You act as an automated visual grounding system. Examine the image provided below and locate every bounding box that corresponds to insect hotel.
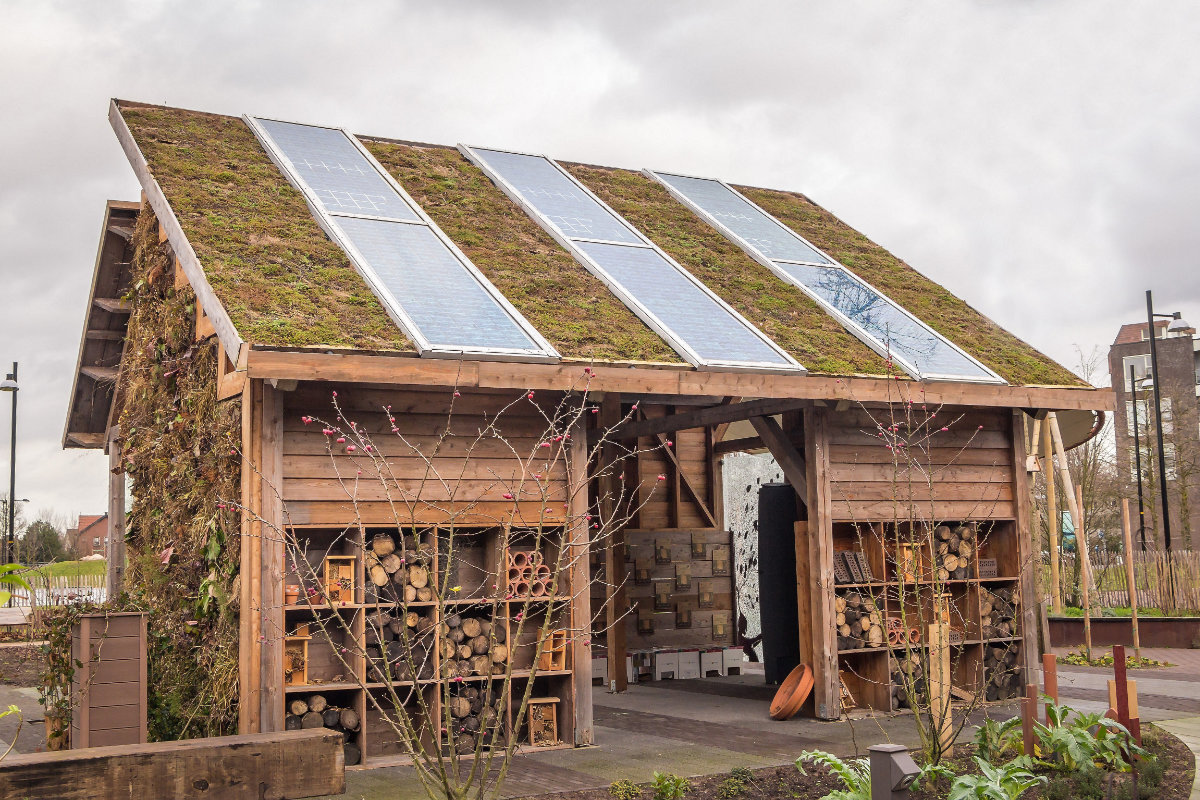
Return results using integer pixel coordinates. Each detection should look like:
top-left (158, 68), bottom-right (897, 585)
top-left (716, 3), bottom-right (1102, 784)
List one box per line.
top-left (62, 99), bottom-right (1111, 763)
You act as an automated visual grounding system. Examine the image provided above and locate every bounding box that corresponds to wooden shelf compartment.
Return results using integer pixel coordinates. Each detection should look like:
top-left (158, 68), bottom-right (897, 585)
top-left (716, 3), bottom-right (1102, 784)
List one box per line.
top-left (362, 684), bottom-right (436, 762)
top-left (508, 672), bottom-right (573, 750)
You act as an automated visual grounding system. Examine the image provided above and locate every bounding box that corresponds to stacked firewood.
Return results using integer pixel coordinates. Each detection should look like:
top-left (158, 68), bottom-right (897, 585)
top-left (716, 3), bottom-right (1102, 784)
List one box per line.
top-left (933, 524), bottom-right (976, 581)
top-left (890, 653), bottom-right (926, 711)
top-left (366, 533), bottom-right (434, 602)
top-left (440, 614), bottom-right (508, 679)
top-left (285, 693), bottom-right (362, 765)
top-left (984, 643), bottom-right (1022, 701)
top-left (445, 685), bottom-right (504, 754)
top-left (364, 609), bottom-right (436, 682)
top-left (835, 591), bottom-right (884, 650)
top-left (980, 586), bottom-right (1019, 640)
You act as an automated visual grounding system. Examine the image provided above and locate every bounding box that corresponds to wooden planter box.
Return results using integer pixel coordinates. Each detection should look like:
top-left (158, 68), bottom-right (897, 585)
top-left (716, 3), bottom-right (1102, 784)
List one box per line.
top-left (70, 612), bottom-right (147, 748)
top-left (1048, 615), bottom-right (1200, 649)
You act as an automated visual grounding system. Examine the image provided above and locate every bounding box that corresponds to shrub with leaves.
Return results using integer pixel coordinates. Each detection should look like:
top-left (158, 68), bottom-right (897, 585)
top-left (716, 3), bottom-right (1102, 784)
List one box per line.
top-left (651, 772), bottom-right (691, 800)
top-left (948, 756), bottom-right (1045, 800)
top-left (609, 780), bottom-right (642, 800)
top-left (974, 717), bottom-right (1023, 762)
top-left (796, 751), bottom-right (872, 800)
top-left (1036, 701), bottom-right (1146, 772)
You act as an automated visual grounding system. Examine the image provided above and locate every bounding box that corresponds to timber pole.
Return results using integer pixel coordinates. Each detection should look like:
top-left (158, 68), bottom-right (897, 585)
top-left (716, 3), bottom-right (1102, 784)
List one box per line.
top-left (1121, 498), bottom-right (1142, 660)
top-left (1042, 422), bottom-right (1062, 615)
top-left (1076, 486), bottom-right (1092, 661)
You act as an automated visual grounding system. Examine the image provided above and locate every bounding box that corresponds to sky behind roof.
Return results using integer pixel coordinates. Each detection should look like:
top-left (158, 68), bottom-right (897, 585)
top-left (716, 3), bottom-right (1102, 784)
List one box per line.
top-left (1, 0), bottom-right (1197, 525)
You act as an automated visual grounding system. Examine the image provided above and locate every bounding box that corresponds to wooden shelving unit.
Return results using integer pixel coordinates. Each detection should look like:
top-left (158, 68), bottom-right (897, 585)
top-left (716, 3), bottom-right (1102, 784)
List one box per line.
top-left (831, 520), bottom-right (1025, 713)
top-left (282, 524), bottom-right (577, 767)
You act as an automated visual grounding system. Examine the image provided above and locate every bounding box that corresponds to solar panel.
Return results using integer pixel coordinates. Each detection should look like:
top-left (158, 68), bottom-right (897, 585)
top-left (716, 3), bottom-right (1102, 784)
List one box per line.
top-left (461, 146), bottom-right (801, 372)
top-left (646, 170), bottom-right (1003, 383)
top-left (246, 117), bottom-right (558, 361)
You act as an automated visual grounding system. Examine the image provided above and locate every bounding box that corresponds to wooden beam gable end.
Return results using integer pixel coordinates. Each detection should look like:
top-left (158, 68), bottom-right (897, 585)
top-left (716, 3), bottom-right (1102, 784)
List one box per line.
top-left (748, 415), bottom-right (808, 509)
top-left (245, 349), bottom-right (1115, 413)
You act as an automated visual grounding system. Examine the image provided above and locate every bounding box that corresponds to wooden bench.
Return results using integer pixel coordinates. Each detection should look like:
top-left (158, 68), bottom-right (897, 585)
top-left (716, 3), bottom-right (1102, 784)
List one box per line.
top-left (0, 728), bottom-right (345, 799)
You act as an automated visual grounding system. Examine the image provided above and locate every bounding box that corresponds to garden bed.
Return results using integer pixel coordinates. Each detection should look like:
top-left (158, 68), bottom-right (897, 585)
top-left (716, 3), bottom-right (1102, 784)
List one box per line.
top-left (0, 642), bottom-right (44, 687)
top-left (1049, 615), bottom-right (1200, 649)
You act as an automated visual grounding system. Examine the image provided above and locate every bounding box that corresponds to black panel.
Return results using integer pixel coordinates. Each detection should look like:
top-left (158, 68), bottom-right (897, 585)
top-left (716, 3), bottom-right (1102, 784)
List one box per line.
top-left (758, 482), bottom-right (799, 685)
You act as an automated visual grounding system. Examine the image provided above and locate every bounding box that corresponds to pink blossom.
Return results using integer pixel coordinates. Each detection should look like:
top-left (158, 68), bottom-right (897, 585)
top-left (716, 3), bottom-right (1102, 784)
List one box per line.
top-left (592, 523), bottom-right (599, 529)
top-left (217, 503), bottom-right (226, 509)
top-left (540, 442), bottom-right (551, 448)
top-left (534, 473), bottom-right (542, 479)
top-left (332, 390), bottom-right (338, 397)
top-left (502, 493), bottom-right (514, 500)
top-left (940, 427), bottom-right (949, 432)
top-left (364, 445), bottom-right (374, 452)
top-left (583, 639), bottom-right (591, 647)
top-left (323, 428), bottom-right (334, 436)
top-left (665, 440), bottom-right (673, 447)
top-left (527, 392), bottom-right (535, 399)
top-left (346, 445), bottom-right (357, 452)
top-left (590, 408), bottom-right (599, 414)
top-left (631, 403), bottom-right (638, 410)
top-left (584, 367), bottom-right (592, 375)
top-left (336, 437), bottom-right (346, 443)
top-left (977, 425), bottom-right (984, 430)
top-left (453, 391), bottom-right (461, 397)
top-left (301, 416), bottom-right (312, 424)
top-left (229, 449), bottom-right (237, 455)
top-left (657, 474), bottom-right (666, 481)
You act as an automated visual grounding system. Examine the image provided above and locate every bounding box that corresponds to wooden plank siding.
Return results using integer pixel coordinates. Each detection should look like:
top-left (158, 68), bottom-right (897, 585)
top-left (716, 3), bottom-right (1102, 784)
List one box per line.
top-left (278, 385), bottom-right (571, 528)
top-left (823, 406), bottom-right (1016, 522)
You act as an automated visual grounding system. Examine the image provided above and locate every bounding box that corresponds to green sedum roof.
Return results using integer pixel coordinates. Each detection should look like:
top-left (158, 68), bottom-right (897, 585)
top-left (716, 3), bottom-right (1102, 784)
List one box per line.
top-left (115, 101), bottom-right (1082, 386)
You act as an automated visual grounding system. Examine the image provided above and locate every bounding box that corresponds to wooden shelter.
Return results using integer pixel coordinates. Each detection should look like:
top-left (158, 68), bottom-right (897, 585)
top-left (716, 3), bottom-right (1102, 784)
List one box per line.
top-left (64, 99), bottom-right (1112, 761)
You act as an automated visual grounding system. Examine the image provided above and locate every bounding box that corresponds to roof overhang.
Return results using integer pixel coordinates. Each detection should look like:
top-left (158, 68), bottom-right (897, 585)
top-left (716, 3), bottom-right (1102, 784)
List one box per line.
top-left (63, 200), bottom-right (141, 450)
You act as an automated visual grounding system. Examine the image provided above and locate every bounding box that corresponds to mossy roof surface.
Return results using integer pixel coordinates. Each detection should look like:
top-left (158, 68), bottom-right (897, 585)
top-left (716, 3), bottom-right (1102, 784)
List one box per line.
top-left (120, 104), bottom-right (411, 351)
top-left (363, 140), bottom-right (680, 363)
top-left (737, 186), bottom-right (1083, 386)
top-left (566, 164), bottom-right (888, 376)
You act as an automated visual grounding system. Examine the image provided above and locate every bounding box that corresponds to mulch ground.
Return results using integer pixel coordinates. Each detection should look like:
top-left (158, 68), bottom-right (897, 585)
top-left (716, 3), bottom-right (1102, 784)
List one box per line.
top-left (514, 724), bottom-right (1194, 800)
top-left (0, 642), bottom-right (44, 687)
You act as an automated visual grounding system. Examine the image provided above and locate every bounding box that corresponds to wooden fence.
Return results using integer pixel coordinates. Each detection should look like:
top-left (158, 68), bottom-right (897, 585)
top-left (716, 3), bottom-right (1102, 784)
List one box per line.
top-left (1060, 550), bottom-right (1200, 613)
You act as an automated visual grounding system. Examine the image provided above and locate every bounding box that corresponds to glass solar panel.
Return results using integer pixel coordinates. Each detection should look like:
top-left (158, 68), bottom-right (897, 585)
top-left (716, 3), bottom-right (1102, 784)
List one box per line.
top-left (469, 148), bottom-right (642, 245)
top-left (575, 241), bottom-right (793, 366)
top-left (780, 263), bottom-right (995, 379)
top-left (654, 173), bottom-right (829, 264)
top-left (463, 146), bottom-right (801, 371)
top-left (248, 117), bottom-right (557, 359)
top-left (334, 217), bottom-right (543, 351)
top-left (648, 170), bottom-right (1003, 383)
top-left (256, 119), bottom-right (419, 222)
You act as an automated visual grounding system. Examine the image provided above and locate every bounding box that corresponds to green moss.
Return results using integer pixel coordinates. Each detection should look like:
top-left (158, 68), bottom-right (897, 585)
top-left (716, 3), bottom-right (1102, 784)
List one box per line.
top-left (364, 141), bottom-right (680, 364)
top-left (738, 186), bottom-right (1084, 386)
top-left (567, 165), bottom-right (889, 376)
top-left (120, 104), bottom-right (410, 352)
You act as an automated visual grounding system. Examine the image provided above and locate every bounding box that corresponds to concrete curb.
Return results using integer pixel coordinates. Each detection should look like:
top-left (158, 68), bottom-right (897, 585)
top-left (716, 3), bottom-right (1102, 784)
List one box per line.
top-left (1155, 718), bottom-right (1200, 800)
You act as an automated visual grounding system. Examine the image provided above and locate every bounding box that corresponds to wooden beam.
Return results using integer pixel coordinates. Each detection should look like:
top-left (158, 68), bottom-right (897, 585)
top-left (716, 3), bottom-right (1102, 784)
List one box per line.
top-left (259, 384), bottom-right (285, 732)
top-left (714, 435), bottom-right (764, 456)
top-left (652, 427), bottom-right (716, 527)
top-left (92, 298), bottom-right (130, 313)
top-left (600, 394), bottom-right (628, 692)
top-left (803, 406), bottom-right (838, 720)
top-left (105, 223), bottom-right (133, 240)
top-left (0, 729), bottom-right (344, 800)
top-left (106, 427), bottom-right (127, 599)
top-left (247, 349), bottom-right (1116, 412)
top-left (614, 398), bottom-right (809, 442)
top-left (65, 432), bottom-right (105, 449)
top-left (80, 366), bottom-right (118, 382)
top-left (749, 415), bottom-right (808, 509)
top-left (84, 329), bottom-right (125, 342)
top-left (566, 415), bottom-right (594, 745)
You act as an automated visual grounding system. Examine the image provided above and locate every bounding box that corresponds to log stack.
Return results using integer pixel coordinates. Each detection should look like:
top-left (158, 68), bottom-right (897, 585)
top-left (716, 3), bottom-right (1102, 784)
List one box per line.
top-left (980, 586), bottom-right (1018, 640)
top-left (284, 693), bottom-right (362, 765)
top-left (890, 653), bottom-right (926, 711)
top-left (440, 614), bottom-right (507, 679)
top-left (932, 524), bottom-right (976, 581)
top-left (365, 533), bottom-right (434, 603)
top-left (365, 609), bottom-right (436, 682)
top-left (835, 591), bottom-right (884, 650)
top-left (984, 643), bottom-right (1022, 701)
top-left (445, 685), bottom-right (504, 755)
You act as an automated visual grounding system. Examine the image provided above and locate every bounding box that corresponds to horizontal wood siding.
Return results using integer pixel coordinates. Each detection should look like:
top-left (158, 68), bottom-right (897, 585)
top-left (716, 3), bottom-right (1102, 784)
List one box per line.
top-left (281, 385), bottom-right (569, 527)
top-left (825, 406), bottom-right (1016, 522)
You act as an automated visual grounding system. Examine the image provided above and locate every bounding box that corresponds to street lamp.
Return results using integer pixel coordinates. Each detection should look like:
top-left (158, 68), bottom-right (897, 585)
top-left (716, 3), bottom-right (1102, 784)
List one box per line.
top-left (1144, 291), bottom-right (1192, 552)
top-left (0, 363), bottom-right (16, 565)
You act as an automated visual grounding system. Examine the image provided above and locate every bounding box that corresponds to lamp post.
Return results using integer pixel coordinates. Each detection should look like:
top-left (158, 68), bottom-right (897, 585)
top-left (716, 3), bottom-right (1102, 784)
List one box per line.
top-left (1129, 364), bottom-right (1147, 550)
top-left (0, 363), bottom-right (16, 566)
top-left (1144, 291), bottom-right (1192, 552)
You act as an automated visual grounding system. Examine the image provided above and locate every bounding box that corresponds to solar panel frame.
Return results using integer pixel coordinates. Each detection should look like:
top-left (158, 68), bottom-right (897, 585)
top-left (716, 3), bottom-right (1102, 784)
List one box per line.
top-left (459, 145), bottom-right (804, 374)
top-left (644, 169), bottom-right (1005, 385)
top-left (244, 115), bottom-right (560, 363)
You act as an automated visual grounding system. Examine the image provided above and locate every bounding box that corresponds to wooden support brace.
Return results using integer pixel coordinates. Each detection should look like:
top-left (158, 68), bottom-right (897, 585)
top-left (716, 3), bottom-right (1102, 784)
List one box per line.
top-left (1042, 652), bottom-right (1058, 724)
top-left (1022, 684), bottom-right (1038, 757)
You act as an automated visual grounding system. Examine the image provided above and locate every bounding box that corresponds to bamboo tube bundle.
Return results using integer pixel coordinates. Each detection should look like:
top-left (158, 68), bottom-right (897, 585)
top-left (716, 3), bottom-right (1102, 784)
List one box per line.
top-left (983, 643), bottom-right (1022, 701)
top-left (835, 591), bottom-right (883, 650)
top-left (284, 693), bottom-right (362, 765)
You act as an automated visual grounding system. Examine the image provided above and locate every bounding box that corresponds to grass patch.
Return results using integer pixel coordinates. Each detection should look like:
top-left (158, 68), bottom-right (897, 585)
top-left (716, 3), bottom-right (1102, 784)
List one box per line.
top-left (1057, 646), bottom-right (1173, 668)
top-left (30, 560), bottom-right (106, 578)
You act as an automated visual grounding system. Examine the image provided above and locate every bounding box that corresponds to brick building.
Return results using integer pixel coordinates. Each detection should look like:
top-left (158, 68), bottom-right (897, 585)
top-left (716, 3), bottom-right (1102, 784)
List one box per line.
top-left (1108, 319), bottom-right (1200, 549)
top-left (65, 513), bottom-right (110, 560)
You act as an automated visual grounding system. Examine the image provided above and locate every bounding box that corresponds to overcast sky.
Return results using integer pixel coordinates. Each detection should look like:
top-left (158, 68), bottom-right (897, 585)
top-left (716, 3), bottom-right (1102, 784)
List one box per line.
top-left (1, 1), bottom-right (1197, 526)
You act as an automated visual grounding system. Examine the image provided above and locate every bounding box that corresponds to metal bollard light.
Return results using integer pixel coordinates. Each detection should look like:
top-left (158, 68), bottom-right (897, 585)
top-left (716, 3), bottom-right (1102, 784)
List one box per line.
top-left (868, 744), bottom-right (921, 800)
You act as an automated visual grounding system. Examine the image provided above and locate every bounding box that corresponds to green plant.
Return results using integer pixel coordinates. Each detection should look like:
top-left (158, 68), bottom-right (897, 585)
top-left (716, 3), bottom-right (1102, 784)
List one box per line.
top-left (717, 767), bottom-right (755, 799)
top-left (0, 564), bottom-right (30, 606)
top-left (1036, 701), bottom-right (1146, 772)
top-left (729, 767), bottom-right (754, 783)
top-left (796, 751), bottom-right (871, 800)
top-left (1056, 647), bottom-right (1171, 669)
top-left (609, 780), bottom-right (642, 800)
top-left (0, 704), bottom-right (22, 760)
top-left (948, 756), bottom-right (1045, 800)
top-left (975, 717), bottom-right (1023, 762)
top-left (651, 772), bottom-right (690, 800)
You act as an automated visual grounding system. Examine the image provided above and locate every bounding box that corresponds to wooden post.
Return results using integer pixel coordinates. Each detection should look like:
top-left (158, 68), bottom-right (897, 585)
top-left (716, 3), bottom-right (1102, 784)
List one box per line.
top-left (1120, 499), bottom-right (1142, 661)
top-left (105, 427), bottom-right (127, 599)
top-left (567, 415), bottom-right (594, 744)
top-left (1050, 414), bottom-right (1098, 600)
top-left (1113, 644), bottom-right (1130, 730)
top-left (1042, 652), bottom-right (1058, 724)
top-left (1042, 422), bottom-right (1063, 615)
top-left (1022, 684), bottom-right (1038, 756)
top-left (258, 384), bottom-right (285, 732)
top-left (1012, 412), bottom-right (1040, 682)
top-left (803, 407), bottom-right (838, 720)
top-left (928, 620), bottom-right (953, 756)
top-left (238, 381), bottom-right (259, 733)
top-left (1076, 485), bottom-right (1093, 661)
top-left (600, 394), bottom-right (627, 692)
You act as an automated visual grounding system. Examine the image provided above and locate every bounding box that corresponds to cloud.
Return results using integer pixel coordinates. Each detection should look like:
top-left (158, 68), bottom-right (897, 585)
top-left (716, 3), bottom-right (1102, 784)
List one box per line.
top-left (1, 0), bottom-right (1197, 519)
